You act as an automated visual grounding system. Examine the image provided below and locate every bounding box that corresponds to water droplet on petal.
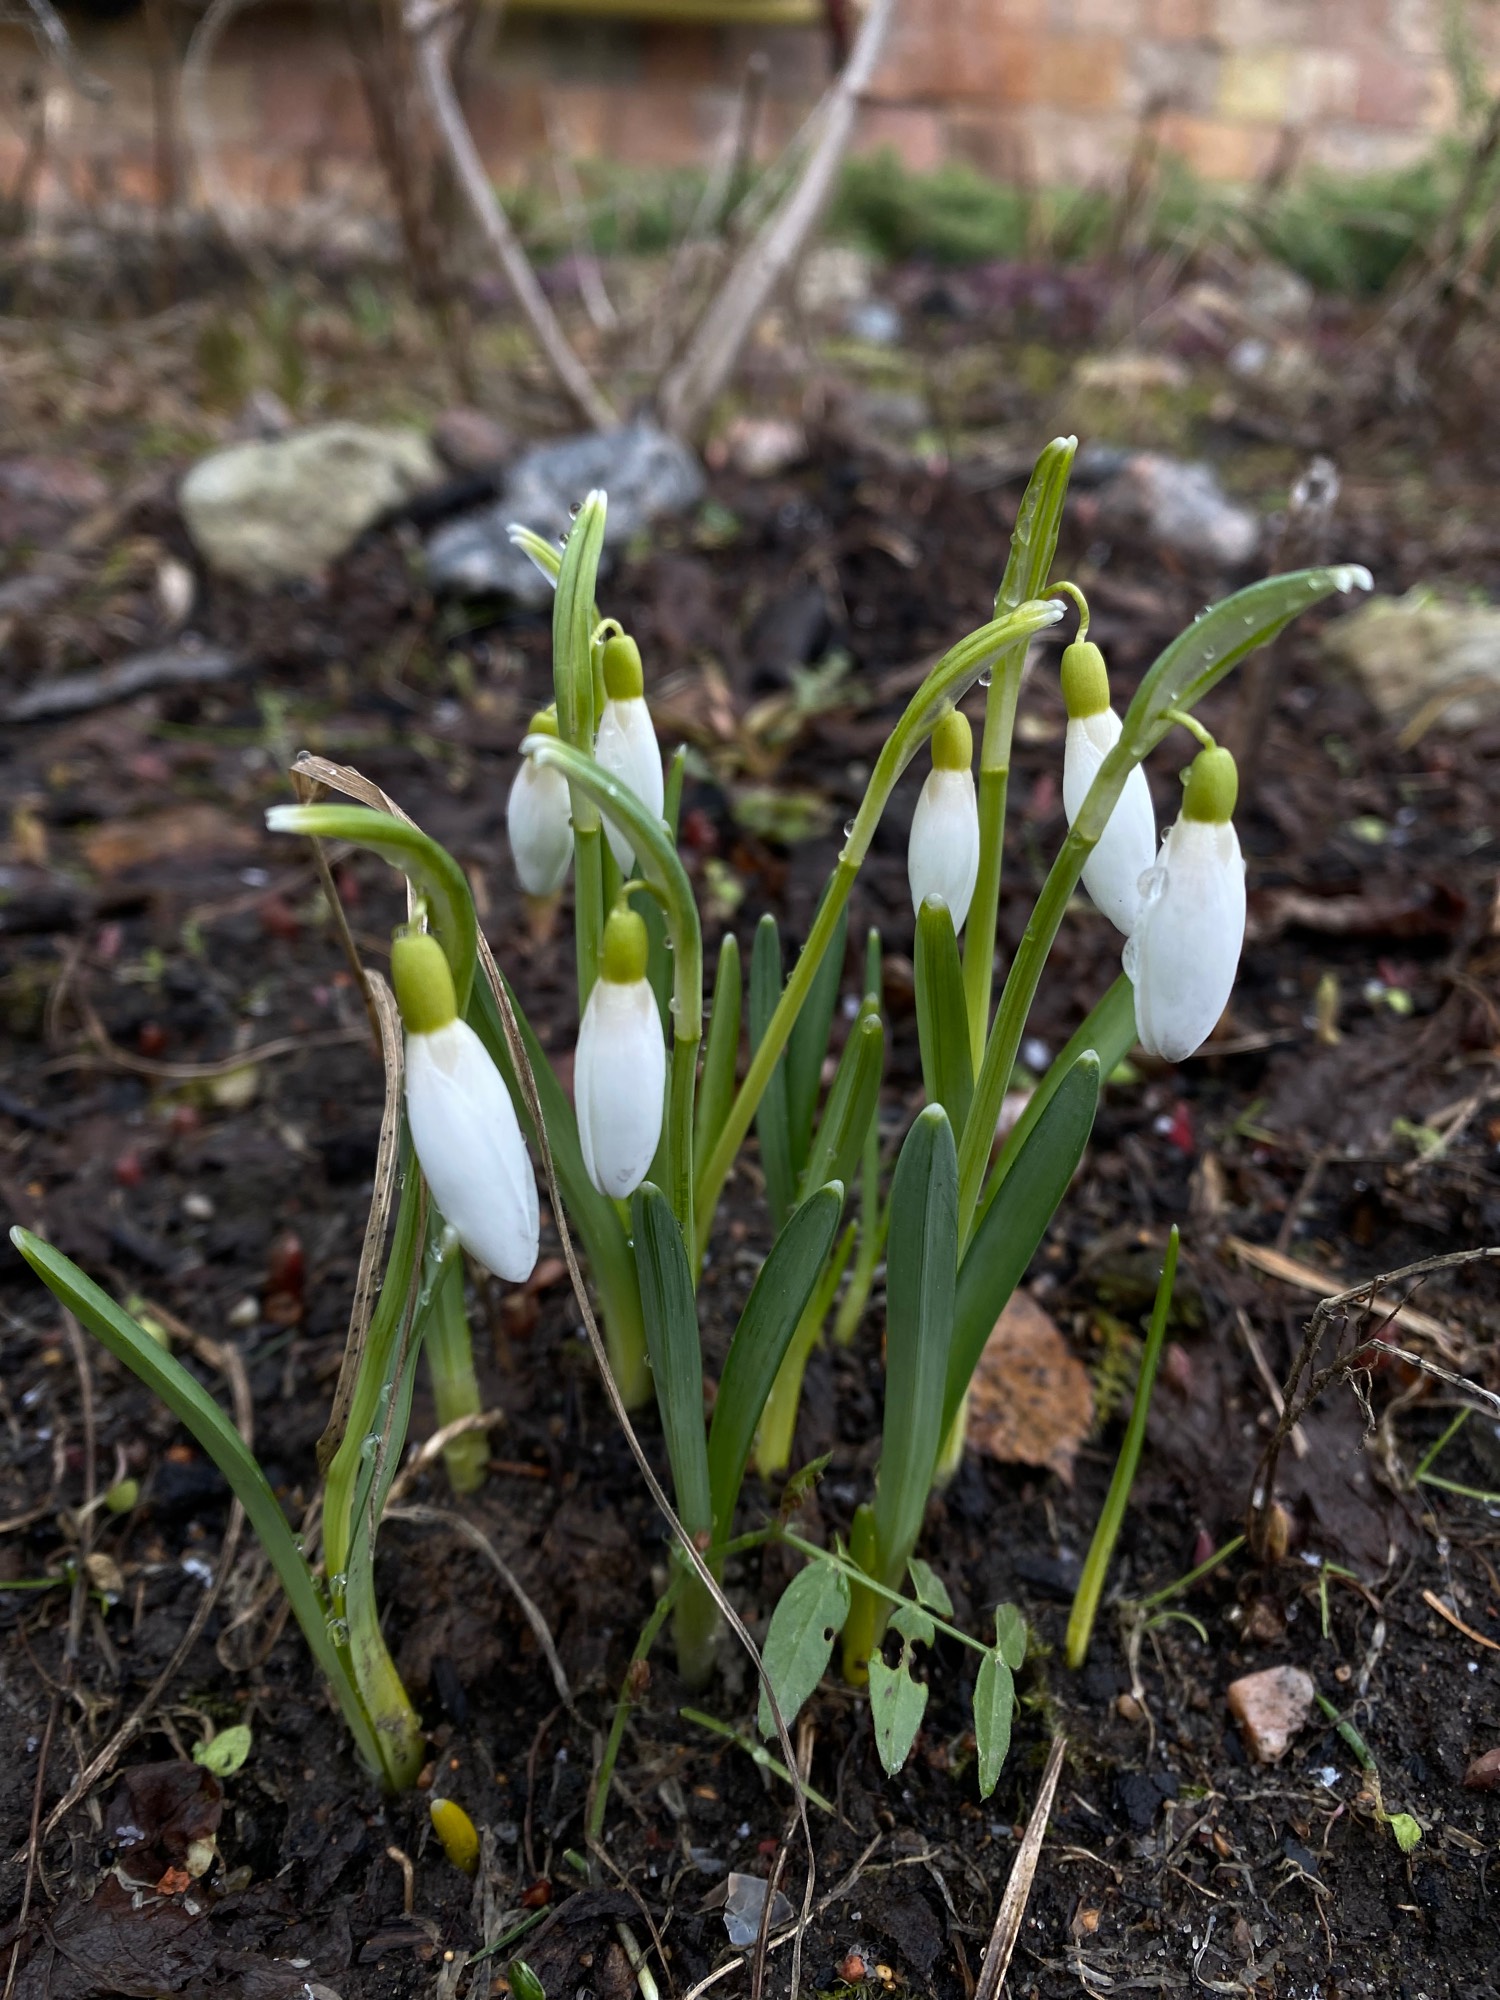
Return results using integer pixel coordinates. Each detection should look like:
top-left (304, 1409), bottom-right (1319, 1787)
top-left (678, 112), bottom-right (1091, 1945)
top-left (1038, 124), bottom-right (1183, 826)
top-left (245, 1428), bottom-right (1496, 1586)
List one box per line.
top-left (1122, 933), bottom-right (1141, 981)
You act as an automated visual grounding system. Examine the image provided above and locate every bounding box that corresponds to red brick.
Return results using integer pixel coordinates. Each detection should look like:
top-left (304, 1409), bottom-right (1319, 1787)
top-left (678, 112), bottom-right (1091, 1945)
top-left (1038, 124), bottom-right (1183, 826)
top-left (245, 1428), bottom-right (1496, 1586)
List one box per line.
top-left (1356, 48), bottom-right (1438, 126)
top-left (1034, 33), bottom-right (1125, 113)
top-left (852, 105), bottom-right (948, 174)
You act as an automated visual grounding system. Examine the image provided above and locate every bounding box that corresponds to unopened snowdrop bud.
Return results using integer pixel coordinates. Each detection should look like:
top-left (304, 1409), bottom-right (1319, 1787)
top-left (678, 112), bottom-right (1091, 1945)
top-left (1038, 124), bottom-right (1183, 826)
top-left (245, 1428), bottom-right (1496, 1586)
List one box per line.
top-left (1061, 639), bottom-right (1158, 935)
top-left (575, 905), bottom-right (666, 1199)
top-left (908, 709), bottom-right (979, 935)
top-left (594, 634), bottom-right (664, 873)
top-left (392, 931), bottom-right (539, 1282)
top-left (1123, 745), bottom-right (1246, 1063)
top-left (507, 707), bottom-right (573, 897)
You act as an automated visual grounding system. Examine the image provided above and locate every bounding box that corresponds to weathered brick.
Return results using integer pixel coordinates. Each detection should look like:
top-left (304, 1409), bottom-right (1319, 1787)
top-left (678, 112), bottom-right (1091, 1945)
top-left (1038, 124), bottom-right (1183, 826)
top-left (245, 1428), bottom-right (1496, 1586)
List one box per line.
top-left (1035, 33), bottom-right (1126, 113)
top-left (1141, 0), bottom-right (1215, 37)
top-left (1218, 49), bottom-right (1293, 123)
top-left (1357, 48), bottom-right (1442, 127)
top-left (1159, 109), bottom-right (1284, 179)
top-left (1286, 48), bottom-right (1361, 124)
top-left (853, 104), bottom-right (948, 173)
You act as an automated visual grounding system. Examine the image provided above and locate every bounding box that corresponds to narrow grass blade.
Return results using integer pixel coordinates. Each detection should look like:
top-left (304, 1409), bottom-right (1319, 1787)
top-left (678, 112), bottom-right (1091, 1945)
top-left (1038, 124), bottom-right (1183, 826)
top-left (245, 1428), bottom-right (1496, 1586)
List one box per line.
top-left (707, 1184), bottom-right (843, 1538)
top-left (695, 933), bottom-right (743, 1164)
top-left (798, 1003), bottom-right (883, 1204)
top-left (944, 1054), bottom-right (1099, 1438)
top-left (916, 897), bottom-right (973, 1133)
top-left (785, 879), bottom-right (848, 1170)
top-left (983, 974), bottom-right (1135, 1210)
top-left (750, 914), bottom-right (795, 1226)
top-left (632, 1185), bottom-right (712, 1541)
top-left (874, 1107), bottom-right (958, 1587)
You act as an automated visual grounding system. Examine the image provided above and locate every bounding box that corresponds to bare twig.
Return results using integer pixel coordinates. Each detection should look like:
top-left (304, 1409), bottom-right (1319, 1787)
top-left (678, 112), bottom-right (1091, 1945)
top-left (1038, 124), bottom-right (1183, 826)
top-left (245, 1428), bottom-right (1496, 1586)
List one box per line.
top-left (974, 1735), bottom-right (1068, 2000)
top-left (179, 0), bottom-right (277, 278)
top-left (15, 0), bottom-right (108, 100)
top-left (656, 0), bottom-right (897, 439)
top-left (543, 93), bottom-right (617, 333)
top-left (405, 0), bottom-right (616, 428)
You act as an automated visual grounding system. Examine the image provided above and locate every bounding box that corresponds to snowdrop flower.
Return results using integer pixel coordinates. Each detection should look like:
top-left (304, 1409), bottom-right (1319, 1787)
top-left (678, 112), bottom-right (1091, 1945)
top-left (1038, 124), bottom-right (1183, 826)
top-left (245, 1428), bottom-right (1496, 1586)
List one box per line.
top-left (1123, 745), bottom-right (1247, 1063)
top-left (575, 904), bottom-right (666, 1199)
top-left (593, 634), bottom-right (664, 873)
top-left (392, 929), bottom-right (538, 1282)
top-left (908, 709), bottom-right (979, 935)
top-left (1060, 638), bottom-right (1157, 935)
top-left (507, 707), bottom-right (573, 897)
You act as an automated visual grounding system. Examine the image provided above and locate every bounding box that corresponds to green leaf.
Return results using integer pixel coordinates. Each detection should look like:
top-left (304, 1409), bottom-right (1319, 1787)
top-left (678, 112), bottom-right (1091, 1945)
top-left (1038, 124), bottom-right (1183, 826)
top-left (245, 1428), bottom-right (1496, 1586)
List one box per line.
top-left (888, 1598), bottom-right (936, 1647)
top-left (908, 1557), bottom-right (953, 1619)
top-left (798, 1003), bottom-right (883, 1204)
top-left (915, 897), bottom-right (973, 1132)
top-left (750, 915), bottom-right (796, 1227)
top-left (973, 1650), bottom-right (1015, 1799)
top-left (552, 491), bottom-right (606, 748)
top-left (944, 1054), bottom-right (1099, 1438)
top-left (194, 1725), bottom-right (252, 1776)
top-left (1126, 564), bottom-right (1373, 757)
top-left (757, 1559), bottom-right (850, 1738)
top-left (695, 933), bottom-right (742, 1162)
top-left (994, 435), bottom-right (1077, 619)
top-left (708, 1184), bottom-right (843, 1539)
top-left (10, 1228), bottom-right (385, 1779)
top-left (986, 975), bottom-right (1135, 1208)
top-left (264, 803), bottom-right (478, 1015)
top-left (869, 1646), bottom-right (929, 1776)
top-left (874, 1107), bottom-right (959, 1588)
top-left (993, 1602), bottom-right (1027, 1672)
top-left (785, 881), bottom-right (848, 1171)
top-left (631, 1186), bottom-right (712, 1541)
top-left (1388, 1812), bottom-right (1423, 1854)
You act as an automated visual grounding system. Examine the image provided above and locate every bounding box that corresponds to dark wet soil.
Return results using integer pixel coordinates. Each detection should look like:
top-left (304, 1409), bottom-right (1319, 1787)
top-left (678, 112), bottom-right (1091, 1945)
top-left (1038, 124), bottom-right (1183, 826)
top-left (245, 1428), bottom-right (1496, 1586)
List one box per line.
top-left (2, 274), bottom-right (1499, 2000)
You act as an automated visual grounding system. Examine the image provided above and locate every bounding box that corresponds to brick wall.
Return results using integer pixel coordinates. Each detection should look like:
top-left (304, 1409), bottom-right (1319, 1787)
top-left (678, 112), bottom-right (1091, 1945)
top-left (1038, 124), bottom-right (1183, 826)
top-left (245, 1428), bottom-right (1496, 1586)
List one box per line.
top-left (0, 0), bottom-right (1491, 237)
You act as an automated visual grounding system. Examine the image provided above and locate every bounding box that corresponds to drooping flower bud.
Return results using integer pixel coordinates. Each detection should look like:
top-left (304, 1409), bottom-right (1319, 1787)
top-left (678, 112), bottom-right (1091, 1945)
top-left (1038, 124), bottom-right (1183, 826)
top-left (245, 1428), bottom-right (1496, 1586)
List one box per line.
top-left (1060, 638), bottom-right (1157, 936)
top-left (593, 634), bottom-right (664, 874)
top-left (575, 905), bottom-right (665, 1199)
top-left (507, 707), bottom-right (573, 897)
top-left (907, 709), bottom-right (979, 935)
top-left (1123, 745), bottom-right (1246, 1063)
top-left (392, 930), bottom-right (539, 1281)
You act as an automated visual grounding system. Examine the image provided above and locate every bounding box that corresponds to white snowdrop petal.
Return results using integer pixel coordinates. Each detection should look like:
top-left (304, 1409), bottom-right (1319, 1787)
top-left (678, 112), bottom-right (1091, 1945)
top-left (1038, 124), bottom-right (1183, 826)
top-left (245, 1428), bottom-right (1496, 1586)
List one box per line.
top-left (1124, 818), bottom-right (1246, 1062)
top-left (908, 767), bottom-right (980, 935)
top-left (405, 1021), bottom-right (539, 1281)
top-left (1063, 710), bottom-right (1158, 935)
top-left (594, 697), bottom-right (664, 872)
top-left (507, 759), bottom-right (573, 896)
top-left (575, 978), bottom-right (666, 1198)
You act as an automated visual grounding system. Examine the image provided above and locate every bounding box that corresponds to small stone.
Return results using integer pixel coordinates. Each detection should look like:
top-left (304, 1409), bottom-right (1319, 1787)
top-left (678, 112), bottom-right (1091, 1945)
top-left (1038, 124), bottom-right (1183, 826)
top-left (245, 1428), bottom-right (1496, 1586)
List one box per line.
top-left (431, 406), bottom-right (514, 475)
top-left (717, 414), bottom-right (807, 480)
top-left (1227, 1665), bottom-right (1316, 1765)
top-left (795, 244), bottom-right (872, 315)
top-left (182, 1192), bottom-right (215, 1221)
top-left (1090, 452), bottom-right (1261, 569)
top-left (1116, 1693), bottom-right (1145, 1724)
top-left (1323, 589), bottom-right (1500, 734)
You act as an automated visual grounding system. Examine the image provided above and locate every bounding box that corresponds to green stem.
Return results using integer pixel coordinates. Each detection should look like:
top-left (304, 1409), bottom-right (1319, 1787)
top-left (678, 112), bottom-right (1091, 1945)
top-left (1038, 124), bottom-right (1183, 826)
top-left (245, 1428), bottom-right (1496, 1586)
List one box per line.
top-left (425, 1252), bottom-right (487, 1494)
top-left (672, 1554), bottom-right (722, 1692)
top-left (668, 1033), bottom-right (697, 1259)
top-left (961, 659), bottom-right (1022, 1074)
top-left (1066, 1226), bottom-right (1179, 1670)
top-left (574, 821), bottom-right (605, 1013)
top-left (587, 1574), bottom-right (681, 1851)
top-left (679, 1709), bottom-right (835, 1812)
top-left (1130, 1534), bottom-right (1244, 1614)
top-left (1412, 1408), bottom-right (1469, 1482)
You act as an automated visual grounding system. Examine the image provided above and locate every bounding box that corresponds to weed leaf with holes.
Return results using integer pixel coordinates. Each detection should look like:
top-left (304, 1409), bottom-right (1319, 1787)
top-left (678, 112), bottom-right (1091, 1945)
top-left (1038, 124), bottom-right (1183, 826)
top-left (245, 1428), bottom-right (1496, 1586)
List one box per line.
top-left (757, 1560), bottom-right (850, 1739)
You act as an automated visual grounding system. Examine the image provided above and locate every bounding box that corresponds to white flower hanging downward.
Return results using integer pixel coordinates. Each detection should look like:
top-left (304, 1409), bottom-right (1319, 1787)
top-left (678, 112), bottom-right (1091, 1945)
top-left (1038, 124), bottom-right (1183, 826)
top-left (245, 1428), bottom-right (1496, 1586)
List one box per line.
top-left (575, 904), bottom-right (666, 1199)
top-left (908, 708), bottom-right (980, 935)
top-left (1060, 636), bottom-right (1158, 936)
top-left (393, 930), bottom-right (539, 1282)
top-left (1124, 744), bottom-right (1247, 1063)
top-left (507, 707), bottom-right (574, 897)
top-left (593, 633), bottom-right (664, 874)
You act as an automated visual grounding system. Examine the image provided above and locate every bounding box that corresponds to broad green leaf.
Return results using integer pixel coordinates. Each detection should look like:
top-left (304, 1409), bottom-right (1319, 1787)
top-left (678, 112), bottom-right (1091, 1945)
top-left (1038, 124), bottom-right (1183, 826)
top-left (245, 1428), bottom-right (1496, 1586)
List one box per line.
top-left (265, 803), bottom-right (478, 1015)
top-left (695, 934), bottom-right (742, 1162)
top-left (993, 1602), bottom-right (1028, 1672)
top-left (869, 1647), bottom-right (929, 1777)
top-left (908, 1557), bottom-right (953, 1619)
top-left (708, 1184), bottom-right (843, 1538)
top-left (631, 1186), bottom-right (712, 1541)
top-left (757, 1559), bottom-right (850, 1738)
top-left (1127, 564), bottom-right (1373, 756)
top-left (798, 1003), bottom-right (883, 1204)
top-left (750, 915), bottom-right (796, 1226)
top-left (944, 1054), bottom-right (1099, 1438)
top-left (1389, 1813), bottom-right (1423, 1854)
top-left (194, 1725), bottom-right (252, 1776)
top-left (9, 1229), bottom-right (385, 1779)
top-left (973, 1650), bottom-right (1015, 1798)
top-left (986, 975), bottom-right (1135, 1207)
top-left (915, 898), bottom-right (973, 1132)
top-left (874, 1107), bottom-right (959, 1588)
top-left (994, 435), bottom-right (1077, 620)
top-left (786, 881), bottom-right (848, 1171)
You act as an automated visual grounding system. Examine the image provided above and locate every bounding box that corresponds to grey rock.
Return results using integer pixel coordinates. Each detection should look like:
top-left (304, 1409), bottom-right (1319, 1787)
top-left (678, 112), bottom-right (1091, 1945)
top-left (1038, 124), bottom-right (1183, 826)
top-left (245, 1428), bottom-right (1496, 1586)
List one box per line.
top-left (425, 419), bottom-right (704, 606)
top-left (180, 424), bottom-right (442, 589)
top-left (795, 243), bottom-right (872, 315)
top-left (431, 406), bottom-right (514, 475)
top-left (1324, 587), bottom-right (1500, 732)
top-left (1092, 451), bottom-right (1261, 568)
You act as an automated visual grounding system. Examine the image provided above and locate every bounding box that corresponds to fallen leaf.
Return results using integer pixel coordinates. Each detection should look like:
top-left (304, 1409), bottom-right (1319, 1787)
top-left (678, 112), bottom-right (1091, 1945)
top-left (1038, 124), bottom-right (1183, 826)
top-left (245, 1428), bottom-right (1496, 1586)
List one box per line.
top-left (967, 1292), bottom-right (1093, 1484)
top-left (83, 803), bottom-right (258, 877)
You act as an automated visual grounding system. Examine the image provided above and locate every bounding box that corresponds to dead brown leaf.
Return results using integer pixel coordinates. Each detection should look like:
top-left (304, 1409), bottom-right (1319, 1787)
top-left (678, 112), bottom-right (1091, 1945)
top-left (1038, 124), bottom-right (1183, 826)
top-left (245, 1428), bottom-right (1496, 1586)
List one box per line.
top-left (83, 804), bottom-right (258, 877)
top-left (967, 1292), bottom-right (1093, 1485)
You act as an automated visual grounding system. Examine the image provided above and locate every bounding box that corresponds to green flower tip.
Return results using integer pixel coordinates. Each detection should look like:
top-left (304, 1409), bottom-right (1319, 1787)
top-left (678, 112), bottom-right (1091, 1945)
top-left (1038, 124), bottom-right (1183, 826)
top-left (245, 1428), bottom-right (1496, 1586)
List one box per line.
top-left (1060, 639), bottom-right (1110, 719)
top-left (601, 903), bottom-right (649, 985)
top-left (527, 705), bottom-right (560, 738)
top-left (391, 929), bottom-right (457, 1035)
top-left (1182, 744), bottom-right (1239, 824)
top-left (930, 709), bottom-right (972, 772)
top-left (602, 632), bottom-right (644, 701)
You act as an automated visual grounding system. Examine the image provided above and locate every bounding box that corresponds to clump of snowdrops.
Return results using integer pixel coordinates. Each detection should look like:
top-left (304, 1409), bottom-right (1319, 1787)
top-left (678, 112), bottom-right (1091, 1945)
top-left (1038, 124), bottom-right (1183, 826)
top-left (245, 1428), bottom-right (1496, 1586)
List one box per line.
top-left (11, 437), bottom-right (1371, 1799)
